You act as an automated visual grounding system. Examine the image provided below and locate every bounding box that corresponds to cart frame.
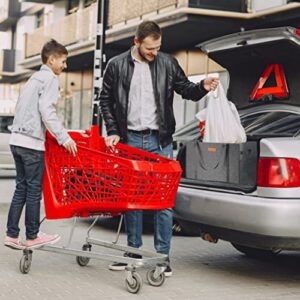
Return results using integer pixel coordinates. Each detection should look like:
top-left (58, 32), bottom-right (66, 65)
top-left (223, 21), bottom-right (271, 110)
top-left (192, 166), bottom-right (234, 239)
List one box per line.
top-left (20, 214), bottom-right (168, 293)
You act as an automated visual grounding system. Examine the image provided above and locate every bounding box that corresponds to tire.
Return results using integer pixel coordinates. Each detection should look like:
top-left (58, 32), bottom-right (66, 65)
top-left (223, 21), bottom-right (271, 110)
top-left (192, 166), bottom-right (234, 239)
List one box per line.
top-left (146, 268), bottom-right (165, 287)
top-left (125, 272), bottom-right (142, 294)
top-left (20, 253), bottom-right (32, 274)
top-left (76, 244), bottom-right (91, 267)
top-left (231, 243), bottom-right (281, 258)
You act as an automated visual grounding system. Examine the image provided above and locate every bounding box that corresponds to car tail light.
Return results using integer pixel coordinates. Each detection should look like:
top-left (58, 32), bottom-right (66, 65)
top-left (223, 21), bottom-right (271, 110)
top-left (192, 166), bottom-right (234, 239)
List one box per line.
top-left (257, 157), bottom-right (300, 188)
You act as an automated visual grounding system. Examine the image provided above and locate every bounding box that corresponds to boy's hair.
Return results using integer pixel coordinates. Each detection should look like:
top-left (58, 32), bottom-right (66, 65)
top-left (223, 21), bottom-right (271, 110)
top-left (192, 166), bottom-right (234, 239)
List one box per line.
top-left (136, 21), bottom-right (162, 42)
top-left (41, 39), bottom-right (68, 64)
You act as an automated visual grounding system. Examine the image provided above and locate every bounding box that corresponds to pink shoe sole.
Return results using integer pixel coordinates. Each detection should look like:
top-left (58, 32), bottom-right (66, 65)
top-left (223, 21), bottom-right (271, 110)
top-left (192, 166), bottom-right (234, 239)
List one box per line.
top-left (24, 235), bottom-right (61, 249)
top-left (4, 241), bottom-right (25, 250)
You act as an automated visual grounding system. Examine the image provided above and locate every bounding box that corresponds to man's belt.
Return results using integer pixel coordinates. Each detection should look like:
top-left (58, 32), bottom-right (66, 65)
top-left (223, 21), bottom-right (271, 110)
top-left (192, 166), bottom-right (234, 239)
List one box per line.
top-left (128, 129), bottom-right (158, 135)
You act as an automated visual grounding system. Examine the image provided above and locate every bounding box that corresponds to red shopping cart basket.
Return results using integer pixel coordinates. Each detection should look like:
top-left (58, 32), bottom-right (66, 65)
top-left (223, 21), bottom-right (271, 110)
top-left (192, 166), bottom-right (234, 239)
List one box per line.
top-left (43, 126), bottom-right (182, 219)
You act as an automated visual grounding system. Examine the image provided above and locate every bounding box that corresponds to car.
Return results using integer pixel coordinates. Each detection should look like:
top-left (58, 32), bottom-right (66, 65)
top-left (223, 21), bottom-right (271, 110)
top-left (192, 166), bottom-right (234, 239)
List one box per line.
top-left (173, 26), bottom-right (300, 257)
top-left (0, 113), bottom-right (15, 176)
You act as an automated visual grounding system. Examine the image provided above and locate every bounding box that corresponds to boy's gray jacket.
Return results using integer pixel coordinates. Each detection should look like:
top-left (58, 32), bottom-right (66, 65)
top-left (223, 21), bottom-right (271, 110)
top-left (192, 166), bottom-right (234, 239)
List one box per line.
top-left (11, 65), bottom-right (69, 145)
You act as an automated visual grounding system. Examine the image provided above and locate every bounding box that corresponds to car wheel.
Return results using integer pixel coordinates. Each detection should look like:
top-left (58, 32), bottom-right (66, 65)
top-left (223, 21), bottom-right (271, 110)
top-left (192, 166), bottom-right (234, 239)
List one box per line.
top-left (231, 243), bottom-right (281, 258)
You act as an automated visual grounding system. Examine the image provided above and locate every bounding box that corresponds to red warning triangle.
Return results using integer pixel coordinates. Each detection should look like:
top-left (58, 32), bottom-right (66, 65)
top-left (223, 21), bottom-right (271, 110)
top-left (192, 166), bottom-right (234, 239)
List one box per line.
top-left (250, 64), bottom-right (289, 101)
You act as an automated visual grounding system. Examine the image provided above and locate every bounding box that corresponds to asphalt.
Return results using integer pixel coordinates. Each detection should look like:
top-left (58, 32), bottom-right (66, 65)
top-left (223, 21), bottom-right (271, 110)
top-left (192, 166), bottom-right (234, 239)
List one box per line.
top-left (2, 178), bottom-right (300, 299)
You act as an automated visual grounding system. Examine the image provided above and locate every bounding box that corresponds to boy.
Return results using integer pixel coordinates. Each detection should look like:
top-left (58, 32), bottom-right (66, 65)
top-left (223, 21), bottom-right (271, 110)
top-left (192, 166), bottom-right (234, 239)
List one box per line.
top-left (4, 39), bottom-right (77, 250)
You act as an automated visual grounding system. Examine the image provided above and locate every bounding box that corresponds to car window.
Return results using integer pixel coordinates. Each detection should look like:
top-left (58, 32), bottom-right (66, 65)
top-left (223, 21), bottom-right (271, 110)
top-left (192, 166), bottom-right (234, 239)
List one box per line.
top-left (0, 116), bottom-right (14, 133)
top-left (242, 111), bottom-right (300, 137)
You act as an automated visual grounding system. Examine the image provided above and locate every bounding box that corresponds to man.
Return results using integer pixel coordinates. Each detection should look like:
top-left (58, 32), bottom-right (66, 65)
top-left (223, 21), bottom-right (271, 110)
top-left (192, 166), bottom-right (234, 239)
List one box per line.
top-left (100, 21), bottom-right (218, 277)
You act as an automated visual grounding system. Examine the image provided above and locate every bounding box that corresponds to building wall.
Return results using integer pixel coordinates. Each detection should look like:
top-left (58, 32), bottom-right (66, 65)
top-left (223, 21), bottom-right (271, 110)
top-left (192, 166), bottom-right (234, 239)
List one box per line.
top-left (57, 69), bottom-right (93, 129)
top-left (173, 49), bottom-right (226, 128)
top-left (2, 0), bottom-right (289, 125)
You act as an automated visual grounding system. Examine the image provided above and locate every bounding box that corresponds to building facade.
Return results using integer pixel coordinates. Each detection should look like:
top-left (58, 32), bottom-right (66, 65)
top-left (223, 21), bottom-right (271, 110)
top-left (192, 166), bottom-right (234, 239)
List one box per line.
top-left (0, 0), bottom-right (299, 129)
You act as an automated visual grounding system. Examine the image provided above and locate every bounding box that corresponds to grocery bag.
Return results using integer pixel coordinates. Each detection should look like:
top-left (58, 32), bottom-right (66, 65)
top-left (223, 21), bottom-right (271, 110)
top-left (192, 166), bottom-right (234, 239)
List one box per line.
top-left (196, 83), bottom-right (246, 143)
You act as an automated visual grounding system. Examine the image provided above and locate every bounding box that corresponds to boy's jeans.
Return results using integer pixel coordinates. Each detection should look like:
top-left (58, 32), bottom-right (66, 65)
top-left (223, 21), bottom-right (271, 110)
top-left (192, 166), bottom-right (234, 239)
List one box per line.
top-left (125, 130), bottom-right (173, 255)
top-left (6, 145), bottom-right (45, 240)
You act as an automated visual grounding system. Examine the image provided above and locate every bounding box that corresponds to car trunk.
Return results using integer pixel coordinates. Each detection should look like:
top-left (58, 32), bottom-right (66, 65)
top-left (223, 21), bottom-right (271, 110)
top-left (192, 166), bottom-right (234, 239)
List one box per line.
top-left (177, 140), bottom-right (258, 192)
top-left (178, 27), bottom-right (300, 192)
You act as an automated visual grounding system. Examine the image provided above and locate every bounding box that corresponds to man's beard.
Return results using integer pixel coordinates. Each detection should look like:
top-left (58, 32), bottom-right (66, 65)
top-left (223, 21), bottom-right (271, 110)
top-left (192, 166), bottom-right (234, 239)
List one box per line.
top-left (137, 47), bottom-right (154, 62)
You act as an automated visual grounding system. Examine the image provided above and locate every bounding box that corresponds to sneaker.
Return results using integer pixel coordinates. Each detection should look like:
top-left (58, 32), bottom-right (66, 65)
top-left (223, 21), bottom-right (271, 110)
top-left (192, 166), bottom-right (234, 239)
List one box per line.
top-left (23, 232), bottom-right (60, 249)
top-left (4, 236), bottom-right (25, 250)
top-left (164, 265), bottom-right (173, 277)
top-left (109, 252), bottom-right (142, 271)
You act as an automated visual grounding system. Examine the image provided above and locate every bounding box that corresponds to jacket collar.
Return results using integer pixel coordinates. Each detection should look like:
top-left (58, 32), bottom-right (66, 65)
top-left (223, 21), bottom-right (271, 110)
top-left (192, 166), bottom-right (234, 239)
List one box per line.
top-left (126, 48), bottom-right (157, 66)
top-left (40, 64), bottom-right (56, 77)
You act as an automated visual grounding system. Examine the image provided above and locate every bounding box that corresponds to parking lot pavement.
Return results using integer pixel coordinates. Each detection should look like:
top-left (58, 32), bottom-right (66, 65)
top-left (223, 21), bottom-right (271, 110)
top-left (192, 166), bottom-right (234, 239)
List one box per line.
top-left (1, 203), bottom-right (300, 300)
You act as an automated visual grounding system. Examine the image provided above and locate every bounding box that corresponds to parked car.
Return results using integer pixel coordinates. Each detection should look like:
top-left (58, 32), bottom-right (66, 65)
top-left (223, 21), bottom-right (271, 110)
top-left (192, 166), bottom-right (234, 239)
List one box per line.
top-left (173, 27), bottom-right (300, 257)
top-left (0, 114), bottom-right (15, 176)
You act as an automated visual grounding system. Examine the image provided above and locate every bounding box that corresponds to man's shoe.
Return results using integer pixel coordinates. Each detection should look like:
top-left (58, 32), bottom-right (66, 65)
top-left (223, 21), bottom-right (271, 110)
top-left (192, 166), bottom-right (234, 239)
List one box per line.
top-left (108, 262), bottom-right (128, 271)
top-left (164, 265), bottom-right (173, 277)
top-left (24, 232), bottom-right (60, 249)
top-left (109, 252), bottom-right (142, 271)
top-left (4, 236), bottom-right (25, 250)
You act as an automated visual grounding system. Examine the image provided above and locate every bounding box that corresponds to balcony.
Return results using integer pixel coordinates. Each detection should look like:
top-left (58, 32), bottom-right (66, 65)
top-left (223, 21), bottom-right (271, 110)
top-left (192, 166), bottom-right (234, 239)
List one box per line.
top-left (25, 3), bottom-right (97, 60)
top-left (0, 0), bottom-right (21, 31)
top-left (20, 0), bottom-right (56, 2)
top-left (22, 0), bottom-right (300, 68)
top-left (24, 1), bottom-right (182, 59)
top-left (188, 0), bottom-right (248, 12)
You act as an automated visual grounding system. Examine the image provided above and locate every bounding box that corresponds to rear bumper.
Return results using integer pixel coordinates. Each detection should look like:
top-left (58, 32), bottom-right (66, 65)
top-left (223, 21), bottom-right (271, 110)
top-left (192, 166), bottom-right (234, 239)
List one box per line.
top-left (175, 185), bottom-right (300, 238)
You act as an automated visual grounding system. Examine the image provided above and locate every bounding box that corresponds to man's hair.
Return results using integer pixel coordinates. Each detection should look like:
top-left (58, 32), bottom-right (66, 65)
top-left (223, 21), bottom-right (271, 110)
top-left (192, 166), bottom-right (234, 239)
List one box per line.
top-left (41, 39), bottom-right (68, 64)
top-left (136, 21), bottom-right (161, 42)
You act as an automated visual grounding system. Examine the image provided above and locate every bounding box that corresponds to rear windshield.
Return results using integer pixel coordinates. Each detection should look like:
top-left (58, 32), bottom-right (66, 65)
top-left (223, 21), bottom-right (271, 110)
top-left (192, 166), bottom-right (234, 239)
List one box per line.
top-left (0, 116), bottom-right (13, 133)
top-left (242, 111), bottom-right (300, 137)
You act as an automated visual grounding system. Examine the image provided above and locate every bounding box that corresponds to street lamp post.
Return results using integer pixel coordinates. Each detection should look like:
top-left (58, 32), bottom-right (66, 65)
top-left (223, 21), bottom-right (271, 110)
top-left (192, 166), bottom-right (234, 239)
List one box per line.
top-left (92, 0), bottom-right (108, 127)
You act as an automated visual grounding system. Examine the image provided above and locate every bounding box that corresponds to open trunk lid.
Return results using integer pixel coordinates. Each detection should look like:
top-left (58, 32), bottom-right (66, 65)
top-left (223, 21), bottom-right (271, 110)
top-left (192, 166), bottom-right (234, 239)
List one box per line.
top-left (200, 26), bottom-right (300, 108)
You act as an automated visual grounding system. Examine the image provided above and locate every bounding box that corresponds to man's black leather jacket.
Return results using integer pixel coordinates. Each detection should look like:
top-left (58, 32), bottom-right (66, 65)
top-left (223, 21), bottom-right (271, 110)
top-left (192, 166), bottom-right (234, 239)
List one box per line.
top-left (99, 49), bottom-right (208, 148)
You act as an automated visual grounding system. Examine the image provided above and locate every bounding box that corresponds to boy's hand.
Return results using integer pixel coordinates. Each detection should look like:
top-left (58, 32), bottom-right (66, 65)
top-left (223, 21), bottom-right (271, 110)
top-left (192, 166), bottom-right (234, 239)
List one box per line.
top-left (105, 135), bottom-right (120, 148)
top-left (63, 138), bottom-right (77, 156)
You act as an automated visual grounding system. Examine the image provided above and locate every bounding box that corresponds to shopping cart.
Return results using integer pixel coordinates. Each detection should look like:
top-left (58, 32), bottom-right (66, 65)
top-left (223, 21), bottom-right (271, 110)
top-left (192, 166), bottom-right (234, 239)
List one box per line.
top-left (19, 125), bottom-right (182, 294)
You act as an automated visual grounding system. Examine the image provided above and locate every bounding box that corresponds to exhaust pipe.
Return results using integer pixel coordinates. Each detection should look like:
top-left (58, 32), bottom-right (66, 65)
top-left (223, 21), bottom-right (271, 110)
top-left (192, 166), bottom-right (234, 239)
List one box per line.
top-left (201, 232), bottom-right (218, 244)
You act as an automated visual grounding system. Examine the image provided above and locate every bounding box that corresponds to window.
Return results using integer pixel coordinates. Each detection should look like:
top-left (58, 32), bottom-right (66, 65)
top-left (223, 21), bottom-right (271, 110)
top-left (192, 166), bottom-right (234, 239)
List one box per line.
top-left (0, 116), bottom-right (13, 133)
top-left (84, 0), bottom-right (96, 7)
top-left (68, 0), bottom-right (80, 14)
top-left (36, 10), bottom-right (44, 28)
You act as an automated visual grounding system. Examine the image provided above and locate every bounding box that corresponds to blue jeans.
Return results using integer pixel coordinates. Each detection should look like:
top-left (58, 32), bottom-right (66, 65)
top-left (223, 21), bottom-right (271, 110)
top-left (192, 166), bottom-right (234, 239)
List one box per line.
top-left (125, 131), bottom-right (173, 255)
top-left (6, 145), bottom-right (45, 240)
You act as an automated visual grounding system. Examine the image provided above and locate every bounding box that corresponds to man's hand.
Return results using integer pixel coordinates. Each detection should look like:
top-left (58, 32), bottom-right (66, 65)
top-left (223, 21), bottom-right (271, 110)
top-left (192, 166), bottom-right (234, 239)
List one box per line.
top-left (105, 135), bottom-right (120, 148)
top-left (203, 77), bottom-right (219, 92)
top-left (63, 138), bottom-right (77, 156)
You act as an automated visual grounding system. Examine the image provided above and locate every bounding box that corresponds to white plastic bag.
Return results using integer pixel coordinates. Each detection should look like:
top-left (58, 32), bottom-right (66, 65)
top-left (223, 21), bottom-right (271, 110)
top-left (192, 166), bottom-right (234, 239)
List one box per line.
top-left (196, 83), bottom-right (247, 143)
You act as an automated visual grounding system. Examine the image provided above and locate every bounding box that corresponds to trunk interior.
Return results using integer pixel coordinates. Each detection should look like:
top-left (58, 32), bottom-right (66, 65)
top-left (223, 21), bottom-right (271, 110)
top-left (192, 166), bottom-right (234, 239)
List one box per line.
top-left (177, 137), bottom-right (260, 193)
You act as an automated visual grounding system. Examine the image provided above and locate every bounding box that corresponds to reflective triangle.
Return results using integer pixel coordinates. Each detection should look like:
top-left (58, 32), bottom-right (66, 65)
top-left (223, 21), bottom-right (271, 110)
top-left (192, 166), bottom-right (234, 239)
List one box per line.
top-left (250, 64), bottom-right (289, 101)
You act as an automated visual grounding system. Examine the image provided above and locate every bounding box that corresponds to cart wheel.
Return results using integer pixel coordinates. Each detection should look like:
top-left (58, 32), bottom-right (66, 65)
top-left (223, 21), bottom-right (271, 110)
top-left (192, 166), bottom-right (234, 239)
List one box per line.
top-left (19, 250), bottom-right (32, 274)
top-left (125, 272), bottom-right (142, 294)
top-left (146, 268), bottom-right (165, 287)
top-left (76, 244), bottom-right (91, 267)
